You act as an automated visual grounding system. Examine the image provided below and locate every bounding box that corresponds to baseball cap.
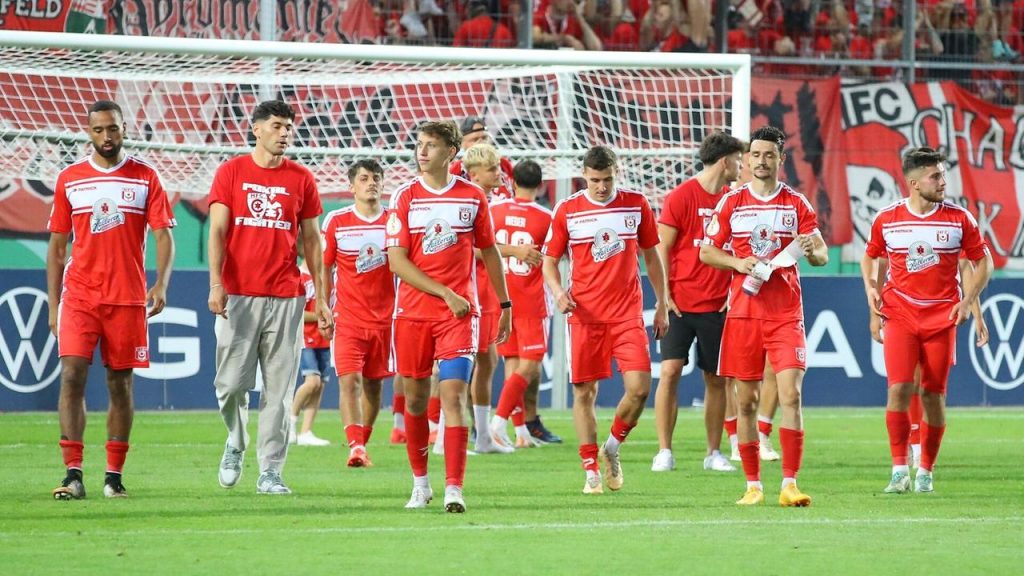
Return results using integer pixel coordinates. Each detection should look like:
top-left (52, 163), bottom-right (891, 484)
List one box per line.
top-left (460, 116), bottom-right (486, 135)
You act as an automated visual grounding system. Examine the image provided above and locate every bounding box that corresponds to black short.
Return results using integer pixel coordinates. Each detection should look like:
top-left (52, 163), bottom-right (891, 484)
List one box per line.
top-left (660, 311), bottom-right (724, 373)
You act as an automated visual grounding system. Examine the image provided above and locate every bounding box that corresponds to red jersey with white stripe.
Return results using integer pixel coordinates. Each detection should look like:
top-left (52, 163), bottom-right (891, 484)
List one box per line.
top-left (208, 155), bottom-right (322, 298)
top-left (542, 189), bottom-right (658, 324)
top-left (491, 197), bottom-right (553, 319)
top-left (322, 205), bottom-right (394, 328)
top-left (301, 271), bottom-right (330, 348)
top-left (47, 155), bottom-right (176, 305)
top-left (659, 178), bottom-right (731, 313)
top-left (703, 182), bottom-right (819, 321)
top-left (385, 176), bottom-right (496, 321)
top-left (474, 184), bottom-right (516, 314)
top-left (865, 199), bottom-right (987, 305)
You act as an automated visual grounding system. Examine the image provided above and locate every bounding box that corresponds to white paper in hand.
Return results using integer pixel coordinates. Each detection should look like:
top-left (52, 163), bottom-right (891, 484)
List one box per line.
top-left (771, 239), bottom-right (806, 269)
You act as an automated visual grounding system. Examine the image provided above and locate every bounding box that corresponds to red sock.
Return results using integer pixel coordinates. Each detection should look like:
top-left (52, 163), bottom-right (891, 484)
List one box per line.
top-left (427, 396), bottom-right (441, 425)
top-left (723, 417), bottom-right (738, 437)
top-left (757, 417), bottom-right (773, 437)
top-left (610, 415), bottom-right (636, 443)
top-left (511, 403), bottom-right (526, 427)
top-left (105, 441), bottom-right (129, 474)
top-left (393, 394), bottom-right (406, 416)
top-left (579, 443), bottom-right (600, 473)
top-left (885, 410), bottom-right (910, 466)
top-left (908, 394), bottom-right (922, 445)
top-left (404, 411), bottom-right (430, 476)
top-left (345, 424), bottom-right (364, 448)
top-left (779, 428), bottom-right (804, 479)
top-left (444, 426), bottom-right (469, 488)
top-left (362, 425), bottom-right (374, 445)
top-left (60, 439), bottom-right (83, 470)
top-left (920, 421), bottom-right (946, 472)
top-left (495, 373), bottom-right (528, 419)
top-left (739, 441), bottom-right (760, 481)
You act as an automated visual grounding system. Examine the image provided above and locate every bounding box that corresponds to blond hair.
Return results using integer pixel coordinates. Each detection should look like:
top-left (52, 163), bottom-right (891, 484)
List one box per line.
top-left (462, 143), bottom-right (500, 172)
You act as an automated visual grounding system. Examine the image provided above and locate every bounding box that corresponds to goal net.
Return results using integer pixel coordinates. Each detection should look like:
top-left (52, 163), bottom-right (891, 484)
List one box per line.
top-left (0, 31), bottom-right (750, 208)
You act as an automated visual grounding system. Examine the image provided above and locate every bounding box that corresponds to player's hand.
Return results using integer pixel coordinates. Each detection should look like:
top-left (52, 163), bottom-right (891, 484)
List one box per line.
top-left (208, 285), bottom-right (228, 318)
top-left (734, 256), bottom-right (759, 276)
top-left (317, 299), bottom-right (334, 340)
top-left (975, 315), bottom-right (989, 347)
top-left (666, 295), bottom-right (682, 317)
top-left (496, 308), bottom-right (512, 345)
top-left (48, 306), bottom-right (58, 338)
top-left (554, 289), bottom-right (577, 314)
top-left (515, 245), bottom-right (543, 268)
top-left (866, 286), bottom-right (882, 313)
top-left (146, 283), bottom-right (168, 318)
top-left (443, 289), bottom-right (471, 318)
top-left (869, 312), bottom-right (883, 344)
top-left (653, 301), bottom-right (670, 340)
top-left (797, 234), bottom-right (815, 257)
top-left (949, 301), bottom-right (970, 326)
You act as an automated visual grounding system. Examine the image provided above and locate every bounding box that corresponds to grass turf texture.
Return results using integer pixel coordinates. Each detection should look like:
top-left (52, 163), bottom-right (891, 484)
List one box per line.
top-left (1, 408), bottom-right (1020, 574)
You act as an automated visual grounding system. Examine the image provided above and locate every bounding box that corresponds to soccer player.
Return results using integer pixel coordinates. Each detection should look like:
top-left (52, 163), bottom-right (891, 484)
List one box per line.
top-left (208, 100), bottom-right (330, 495)
top-left (289, 257), bottom-right (332, 447)
top-left (652, 131), bottom-right (744, 474)
top-left (47, 100), bottom-right (176, 500)
top-left (452, 116), bottom-right (515, 199)
top-left (322, 159), bottom-right (394, 468)
top-left (542, 145), bottom-right (669, 495)
top-left (490, 159), bottom-right (553, 448)
top-left (860, 148), bottom-right (992, 493)
top-left (699, 125), bottom-right (829, 507)
top-left (386, 120), bottom-right (511, 513)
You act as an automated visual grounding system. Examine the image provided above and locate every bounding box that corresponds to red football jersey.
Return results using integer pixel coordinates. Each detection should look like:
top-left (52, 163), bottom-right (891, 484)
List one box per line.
top-left (491, 197), bottom-right (553, 319)
top-left (208, 155), bottom-right (322, 299)
top-left (48, 155), bottom-right (176, 305)
top-left (322, 205), bottom-right (394, 328)
top-left (542, 189), bottom-right (658, 324)
top-left (703, 182), bottom-right (819, 321)
top-left (659, 178), bottom-right (731, 313)
top-left (385, 176), bottom-right (496, 321)
top-left (300, 271), bottom-right (330, 349)
top-left (865, 199), bottom-right (987, 305)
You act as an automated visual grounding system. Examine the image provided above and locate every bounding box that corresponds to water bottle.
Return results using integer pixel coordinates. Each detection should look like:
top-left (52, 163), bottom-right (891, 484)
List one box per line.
top-left (741, 261), bottom-right (772, 296)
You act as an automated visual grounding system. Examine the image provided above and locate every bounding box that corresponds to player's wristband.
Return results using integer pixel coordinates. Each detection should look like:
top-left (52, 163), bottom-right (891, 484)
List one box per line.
top-left (500, 301), bottom-right (513, 310)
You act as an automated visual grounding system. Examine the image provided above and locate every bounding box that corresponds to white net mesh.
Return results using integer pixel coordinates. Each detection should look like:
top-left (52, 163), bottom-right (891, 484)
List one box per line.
top-left (0, 35), bottom-right (745, 208)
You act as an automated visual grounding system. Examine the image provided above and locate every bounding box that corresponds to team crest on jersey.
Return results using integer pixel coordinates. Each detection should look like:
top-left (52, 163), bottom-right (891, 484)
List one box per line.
top-left (459, 206), bottom-right (473, 224)
top-left (246, 190), bottom-right (283, 221)
top-left (90, 198), bottom-right (125, 233)
top-left (795, 348), bottom-right (806, 363)
top-left (121, 187), bottom-right (136, 202)
top-left (936, 230), bottom-right (949, 243)
top-left (624, 214), bottom-right (638, 231)
top-left (906, 241), bottom-right (940, 273)
top-left (355, 243), bottom-right (387, 273)
top-left (422, 218), bottom-right (458, 254)
top-left (781, 214), bottom-right (796, 230)
top-left (591, 228), bottom-right (625, 262)
top-left (749, 224), bottom-right (779, 258)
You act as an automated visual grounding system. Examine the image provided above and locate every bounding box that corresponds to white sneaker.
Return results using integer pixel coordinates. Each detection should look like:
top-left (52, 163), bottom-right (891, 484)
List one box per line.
top-left (884, 470), bottom-right (911, 494)
top-left (703, 452), bottom-right (736, 472)
top-left (296, 431), bottom-right (331, 446)
top-left (759, 433), bottom-right (780, 461)
top-left (489, 417), bottom-right (515, 450)
top-left (405, 485), bottom-right (433, 508)
top-left (515, 434), bottom-right (543, 448)
top-left (444, 485), bottom-right (466, 513)
top-left (256, 471), bottom-right (291, 495)
top-left (651, 449), bottom-right (675, 472)
top-left (915, 469), bottom-right (934, 493)
top-left (474, 435), bottom-right (514, 454)
top-left (218, 442), bottom-right (244, 488)
top-left (287, 416), bottom-right (298, 445)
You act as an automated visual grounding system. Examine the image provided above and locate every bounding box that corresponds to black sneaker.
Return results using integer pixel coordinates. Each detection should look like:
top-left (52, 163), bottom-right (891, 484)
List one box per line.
top-left (53, 469), bottom-right (85, 500)
top-left (527, 416), bottom-right (563, 444)
top-left (103, 472), bottom-right (127, 498)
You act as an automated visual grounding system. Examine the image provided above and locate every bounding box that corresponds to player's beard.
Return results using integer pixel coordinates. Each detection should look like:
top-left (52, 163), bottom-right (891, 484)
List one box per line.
top-left (921, 188), bottom-right (945, 203)
top-left (93, 141), bottom-right (122, 159)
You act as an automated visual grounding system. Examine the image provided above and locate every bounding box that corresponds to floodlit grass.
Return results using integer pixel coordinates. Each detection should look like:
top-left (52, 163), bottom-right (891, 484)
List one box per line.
top-left (1, 408), bottom-right (1021, 574)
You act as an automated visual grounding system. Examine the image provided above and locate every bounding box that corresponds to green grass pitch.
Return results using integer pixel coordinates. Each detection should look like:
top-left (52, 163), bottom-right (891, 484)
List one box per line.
top-left (1, 408), bottom-right (1021, 574)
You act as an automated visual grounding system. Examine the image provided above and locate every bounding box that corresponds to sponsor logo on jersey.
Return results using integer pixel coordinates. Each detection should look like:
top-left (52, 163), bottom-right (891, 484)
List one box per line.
top-left (749, 224), bottom-right (779, 258)
top-left (90, 198), bottom-right (125, 233)
top-left (387, 212), bottom-right (402, 235)
top-left (705, 214), bottom-right (721, 236)
top-left (422, 219), bottom-right (458, 254)
top-left (355, 243), bottom-right (387, 273)
top-left (905, 241), bottom-right (939, 273)
top-left (970, 293), bottom-right (1024, 391)
top-left (591, 228), bottom-right (625, 262)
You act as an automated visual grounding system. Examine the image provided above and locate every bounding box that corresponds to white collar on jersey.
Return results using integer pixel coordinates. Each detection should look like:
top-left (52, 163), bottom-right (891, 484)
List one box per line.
top-left (88, 155), bottom-right (129, 174)
top-left (903, 199), bottom-right (941, 219)
top-left (351, 205), bottom-right (384, 223)
top-left (746, 181), bottom-right (783, 202)
top-left (418, 175), bottom-right (457, 195)
top-left (582, 188), bottom-right (618, 206)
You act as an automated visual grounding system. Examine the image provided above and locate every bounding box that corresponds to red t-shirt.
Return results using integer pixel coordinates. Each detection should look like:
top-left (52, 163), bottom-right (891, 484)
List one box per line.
top-left (865, 199), bottom-right (987, 305)
top-left (322, 205), bottom-right (394, 328)
top-left (490, 197), bottom-right (554, 319)
top-left (533, 10), bottom-right (584, 42)
top-left (542, 189), bottom-right (658, 324)
top-left (385, 176), bottom-right (496, 321)
top-left (48, 155), bottom-right (176, 305)
top-left (703, 182), bottom-right (819, 321)
top-left (208, 155), bottom-right (322, 298)
top-left (659, 178), bottom-right (731, 313)
top-left (300, 271), bottom-right (330, 349)
top-left (600, 22), bottom-right (639, 51)
top-left (453, 15), bottom-right (516, 48)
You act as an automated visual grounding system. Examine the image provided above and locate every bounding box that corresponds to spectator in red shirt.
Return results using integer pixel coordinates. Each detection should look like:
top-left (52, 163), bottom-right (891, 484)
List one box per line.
top-left (584, 0), bottom-right (640, 51)
top-left (454, 0), bottom-right (517, 47)
top-left (534, 0), bottom-right (604, 50)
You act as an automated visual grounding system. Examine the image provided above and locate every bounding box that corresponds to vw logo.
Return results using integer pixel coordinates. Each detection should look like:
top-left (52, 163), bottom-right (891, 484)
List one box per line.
top-left (969, 293), bottom-right (1024, 391)
top-left (0, 286), bottom-right (61, 393)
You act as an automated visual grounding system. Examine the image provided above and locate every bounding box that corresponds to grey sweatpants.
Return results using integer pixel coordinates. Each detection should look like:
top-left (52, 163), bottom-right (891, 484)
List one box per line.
top-left (213, 294), bottom-right (304, 475)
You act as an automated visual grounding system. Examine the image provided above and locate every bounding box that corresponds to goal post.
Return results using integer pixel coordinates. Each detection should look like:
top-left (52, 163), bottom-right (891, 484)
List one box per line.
top-left (0, 30), bottom-right (751, 408)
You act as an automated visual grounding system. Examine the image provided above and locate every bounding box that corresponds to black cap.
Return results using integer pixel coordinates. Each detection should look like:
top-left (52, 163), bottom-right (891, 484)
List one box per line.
top-left (460, 116), bottom-right (486, 135)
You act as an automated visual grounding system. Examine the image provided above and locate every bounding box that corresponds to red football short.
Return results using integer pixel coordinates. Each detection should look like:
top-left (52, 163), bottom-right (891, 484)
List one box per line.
top-left (334, 323), bottom-right (394, 380)
top-left (497, 316), bottom-right (549, 361)
top-left (719, 316), bottom-right (807, 381)
top-left (567, 318), bottom-right (650, 384)
top-left (58, 296), bottom-right (149, 370)
top-left (477, 311), bottom-right (499, 351)
top-left (392, 315), bottom-right (478, 379)
top-left (881, 294), bottom-right (956, 394)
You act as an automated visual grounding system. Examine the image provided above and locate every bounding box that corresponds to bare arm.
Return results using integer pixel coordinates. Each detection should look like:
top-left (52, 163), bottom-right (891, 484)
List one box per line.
top-left (147, 227), bottom-right (175, 318)
top-left (953, 252), bottom-right (994, 325)
top-left (46, 232), bottom-right (69, 336)
top-left (960, 258), bottom-right (989, 346)
top-left (642, 246), bottom-right (670, 339)
top-left (498, 243), bottom-right (543, 267)
top-left (860, 253), bottom-right (884, 343)
top-left (656, 223), bottom-right (680, 315)
top-left (542, 255), bottom-right (576, 313)
top-left (300, 217), bottom-right (333, 338)
top-left (798, 233), bottom-right (829, 266)
top-left (699, 243), bottom-right (757, 274)
top-left (575, 1), bottom-right (604, 50)
top-left (207, 203), bottom-right (229, 317)
top-left (481, 244), bottom-right (512, 343)
top-left (388, 246), bottom-right (470, 317)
